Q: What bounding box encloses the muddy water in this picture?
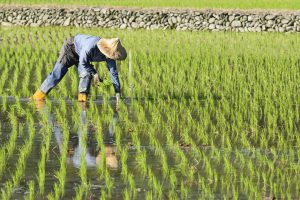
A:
[0,98,299,199]
[0,99,193,199]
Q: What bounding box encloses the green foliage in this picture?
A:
[0,27,299,199]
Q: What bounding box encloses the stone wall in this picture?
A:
[0,6,300,32]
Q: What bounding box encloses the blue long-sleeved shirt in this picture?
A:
[74,34,121,94]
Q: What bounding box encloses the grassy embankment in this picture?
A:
[1,0,300,9]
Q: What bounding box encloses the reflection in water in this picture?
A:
[35,101,118,169]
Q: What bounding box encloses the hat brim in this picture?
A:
[97,39,127,61]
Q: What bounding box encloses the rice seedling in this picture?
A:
[120,147,129,180]
[147,167,163,199]
[73,105,90,199]
[1,182,13,200]
[25,181,35,200]
[135,149,147,178]
[45,108,69,199]
[36,106,54,195]
[1,95,7,111]
[37,147,47,194]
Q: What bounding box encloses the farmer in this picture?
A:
[32,34,127,102]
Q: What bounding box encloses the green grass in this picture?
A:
[1,0,300,9]
[0,26,300,198]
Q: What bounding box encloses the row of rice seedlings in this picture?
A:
[47,107,69,199]
[118,145,136,198]
[105,112,138,199]
[122,128,142,199]
[1,110,35,199]
[147,101,198,182]
[0,107,20,178]
[126,100,193,198]
[115,101,171,198]
[36,102,54,195]
[0,65,9,96]
[73,104,90,200]
[150,127,193,198]
[163,106,204,184]
[129,113,147,177]
[146,166,163,199]
[94,118,111,199]
[92,103,121,198]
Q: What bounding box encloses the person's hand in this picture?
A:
[92,73,103,87]
[116,93,121,110]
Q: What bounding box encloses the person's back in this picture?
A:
[74,34,100,55]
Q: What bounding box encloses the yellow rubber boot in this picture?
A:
[35,100,46,111]
[78,93,88,102]
[32,89,46,101]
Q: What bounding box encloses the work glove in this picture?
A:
[92,73,103,87]
[116,93,121,110]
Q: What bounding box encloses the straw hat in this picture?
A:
[97,38,127,60]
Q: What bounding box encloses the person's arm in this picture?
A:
[78,48,97,77]
[106,58,121,94]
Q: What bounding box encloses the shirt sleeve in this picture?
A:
[78,48,97,77]
[106,58,121,94]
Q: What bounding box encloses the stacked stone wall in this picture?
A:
[1,6,300,32]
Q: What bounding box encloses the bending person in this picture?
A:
[32,34,127,102]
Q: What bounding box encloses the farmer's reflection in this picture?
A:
[36,101,118,169]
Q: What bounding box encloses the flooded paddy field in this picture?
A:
[0,27,300,199]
